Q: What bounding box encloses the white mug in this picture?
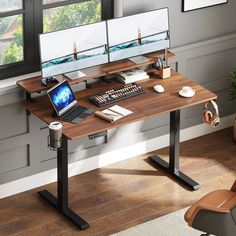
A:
[181,86,195,95]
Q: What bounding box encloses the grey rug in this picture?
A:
[111,208,205,236]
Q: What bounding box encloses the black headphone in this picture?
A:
[203,100,220,128]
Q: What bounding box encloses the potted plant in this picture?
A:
[229,67,236,141]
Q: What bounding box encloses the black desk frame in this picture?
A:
[149,110,200,190]
[36,109,199,230]
[38,135,89,230]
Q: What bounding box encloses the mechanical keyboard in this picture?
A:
[89,83,145,107]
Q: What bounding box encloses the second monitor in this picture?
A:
[107,8,170,64]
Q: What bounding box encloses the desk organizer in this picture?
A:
[159,67,171,79]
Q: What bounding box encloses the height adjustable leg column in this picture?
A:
[38,135,89,230]
[149,110,200,191]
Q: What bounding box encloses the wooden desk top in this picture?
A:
[17,50,176,94]
[21,72,216,141]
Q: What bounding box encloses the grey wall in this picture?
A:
[123,0,236,47]
[0,1,236,185]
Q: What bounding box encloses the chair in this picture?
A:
[184,180,236,236]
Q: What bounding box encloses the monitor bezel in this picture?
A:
[106,7,171,63]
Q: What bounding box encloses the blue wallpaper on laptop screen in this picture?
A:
[51,84,75,111]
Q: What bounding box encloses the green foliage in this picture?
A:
[3,43,23,64]
[44,0,101,32]
[2,16,23,65]
[229,68,236,101]
[43,15,51,33]
[12,17,23,47]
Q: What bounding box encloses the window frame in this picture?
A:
[0,0,35,79]
[0,0,113,80]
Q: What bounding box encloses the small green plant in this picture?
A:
[229,68,236,101]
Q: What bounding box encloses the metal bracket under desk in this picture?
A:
[148,110,200,191]
[38,135,89,230]
[25,92,37,116]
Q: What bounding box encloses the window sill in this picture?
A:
[0,71,41,95]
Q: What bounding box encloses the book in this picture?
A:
[95,105,133,122]
[116,69,149,84]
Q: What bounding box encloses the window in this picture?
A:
[0,14,23,66]
[43,0,102,33]
[0,0,113,80]
[0,0,34,79]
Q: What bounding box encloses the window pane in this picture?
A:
[43,0,67,4]
[0,0,22,13]
[43,0,101,33]
[0,15,23,66]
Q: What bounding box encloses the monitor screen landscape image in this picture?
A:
[39,21,108,78]
[107,8,170,62]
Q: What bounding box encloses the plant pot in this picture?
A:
[234,117,236,142]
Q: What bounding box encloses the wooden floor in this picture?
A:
[0,128,236,236]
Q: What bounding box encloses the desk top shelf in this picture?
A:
[17,49,176,94]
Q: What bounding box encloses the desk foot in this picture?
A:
[38,190,89,230]
[149,155,200,191]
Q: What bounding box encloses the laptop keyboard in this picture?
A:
[62,106,88,121]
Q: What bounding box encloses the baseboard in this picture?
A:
[0,114,234,199]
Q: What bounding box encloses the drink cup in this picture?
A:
[48,121,63,150]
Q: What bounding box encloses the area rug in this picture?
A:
[111,208,205,236]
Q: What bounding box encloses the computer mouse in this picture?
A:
[153,84,165,93]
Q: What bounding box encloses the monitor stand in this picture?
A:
[129,55,149,64]
[64,70,86,80]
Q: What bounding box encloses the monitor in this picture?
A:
[39,21,108,79]
[47,80,77,116]
[107,8,170,63]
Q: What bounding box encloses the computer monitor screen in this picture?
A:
[107,8,170,62]
[39,21,108,79]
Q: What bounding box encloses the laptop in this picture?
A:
[47,80,94,124]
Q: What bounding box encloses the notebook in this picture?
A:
[95,105,133,122]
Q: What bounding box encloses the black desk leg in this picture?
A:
[149,110,200,191]
[38,135,89,230]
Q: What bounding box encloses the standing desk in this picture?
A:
[19,71,216,230]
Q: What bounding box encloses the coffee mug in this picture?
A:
[48,121,63,150]
[181,86,195,95]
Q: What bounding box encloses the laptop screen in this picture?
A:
[47,80,77,116]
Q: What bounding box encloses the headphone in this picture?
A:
[203,100,220,127]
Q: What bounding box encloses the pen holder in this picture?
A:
[159,67,171,79]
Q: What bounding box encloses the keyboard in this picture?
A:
[89,83,145,107]
[61,105,93,122]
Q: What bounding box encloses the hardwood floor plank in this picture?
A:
[0,128,235,236]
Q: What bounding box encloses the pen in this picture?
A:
[158,57,163,69]
[164,48,168,68]
[103,112,120,117]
